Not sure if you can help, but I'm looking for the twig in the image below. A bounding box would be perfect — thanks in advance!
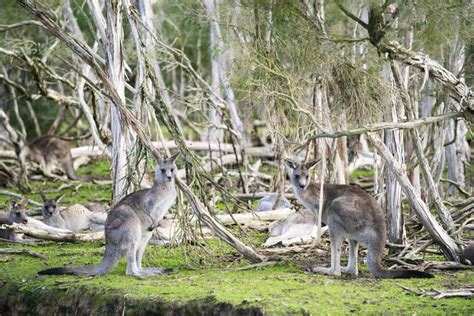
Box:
[0,248,47,259]
[0,190,42,207]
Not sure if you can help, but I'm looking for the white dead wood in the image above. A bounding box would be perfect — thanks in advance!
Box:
[2,223,104,242]
[367,132,461,261]
[215,208,295,225]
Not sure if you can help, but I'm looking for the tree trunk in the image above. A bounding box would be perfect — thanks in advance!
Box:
[106,0,134,202]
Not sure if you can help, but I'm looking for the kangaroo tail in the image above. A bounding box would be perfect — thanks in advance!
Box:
[38,248,120,276]
[367,246,433,279]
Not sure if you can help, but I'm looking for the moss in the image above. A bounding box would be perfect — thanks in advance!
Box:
[0,241,473,314]
[1,159,473,314]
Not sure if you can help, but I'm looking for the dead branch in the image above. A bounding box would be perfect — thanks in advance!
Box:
[401,286,474,299]
[0,248,47,259]
[305,112,462,142]
[176,178,264,263]
[0,191,42,207]
[215,209,295,225]
[1,223,104,242]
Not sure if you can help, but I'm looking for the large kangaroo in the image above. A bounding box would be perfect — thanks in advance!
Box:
[17,134,85,180]
[285,158,433,279]
[38,152,179,277]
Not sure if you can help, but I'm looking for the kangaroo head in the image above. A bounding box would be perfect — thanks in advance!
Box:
[10,197,29,224]
[284,158,319,190]
[152,152,180,183]
[40,192,64,218]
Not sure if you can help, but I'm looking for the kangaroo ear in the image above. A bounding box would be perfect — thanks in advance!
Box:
[284,159,297,170]
[167,152,180,163]
[54,194,65,203]
[150,148,164,163]
[305,159,320,170]
[39,192,47,202]
[11,199,17,208]
[18,197,28,207]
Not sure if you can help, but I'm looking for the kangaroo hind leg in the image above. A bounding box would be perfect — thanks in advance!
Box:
[309,235,343,277]
[341,239,359,276]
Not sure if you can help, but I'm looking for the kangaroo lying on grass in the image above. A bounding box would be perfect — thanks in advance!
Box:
[0,198,29,241]
[17,134,88,180]
[40,193,107,232]
[285,158,433,279]
[39,152,179,277]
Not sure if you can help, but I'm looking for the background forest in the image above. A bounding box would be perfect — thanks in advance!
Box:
[0,0,472,314]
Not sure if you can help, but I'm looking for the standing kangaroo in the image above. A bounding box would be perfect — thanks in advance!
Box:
[17,134,85,180]
[40,193,107,231]
[285,158,433,279]
[38,152,179,277]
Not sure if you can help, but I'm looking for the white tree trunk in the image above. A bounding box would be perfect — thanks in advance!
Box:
[205,0,224,143]
[106,0,133,202]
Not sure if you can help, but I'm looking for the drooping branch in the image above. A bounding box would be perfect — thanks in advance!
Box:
[17,0,265,263]
[305,111,462,142]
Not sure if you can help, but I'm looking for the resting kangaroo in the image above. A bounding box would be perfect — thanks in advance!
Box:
[17,134,86,180]
[40,193,107,231]
[0,198,29,241]
[38,152,179,277]
[285,158,433,279]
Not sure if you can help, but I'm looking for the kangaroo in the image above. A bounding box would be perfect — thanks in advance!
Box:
[264,209,326,247]
[38,152,179,277]
[256,193,292,212]
[17,134,85,180]
[284,158,433,279]
[40,193,107,232]
[0,198,29,241]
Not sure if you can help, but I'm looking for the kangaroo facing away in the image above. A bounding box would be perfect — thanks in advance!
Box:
[40,193,107,231]
[284,159,433,279]
[0,198,29,241]
[38,152,179,277]
[17,134,86,180]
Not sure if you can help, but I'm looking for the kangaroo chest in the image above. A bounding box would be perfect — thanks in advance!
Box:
[145,185,177,226]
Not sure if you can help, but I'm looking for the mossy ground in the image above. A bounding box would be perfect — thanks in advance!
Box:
[0,160,473,314]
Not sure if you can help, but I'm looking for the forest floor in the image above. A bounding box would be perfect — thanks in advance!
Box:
[0,159,473,314]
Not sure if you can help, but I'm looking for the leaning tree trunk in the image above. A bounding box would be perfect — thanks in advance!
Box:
[367,132,461,262]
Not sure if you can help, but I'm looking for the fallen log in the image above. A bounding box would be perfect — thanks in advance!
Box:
[1,223,104,242]
[215,209,295,225]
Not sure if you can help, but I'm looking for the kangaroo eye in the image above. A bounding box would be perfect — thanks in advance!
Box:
[295,174,300,179]
[161,169,166,173]
[171,168,174,172]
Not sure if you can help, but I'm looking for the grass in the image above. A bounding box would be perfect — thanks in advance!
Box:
[0,241,473,314]
[0,159,473,314]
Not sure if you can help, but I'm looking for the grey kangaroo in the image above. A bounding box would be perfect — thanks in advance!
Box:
[40,193,107,231]
[0,198,29,241]
[17,134,85,180]
[38,152,179,277]
[285,158,433,279]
